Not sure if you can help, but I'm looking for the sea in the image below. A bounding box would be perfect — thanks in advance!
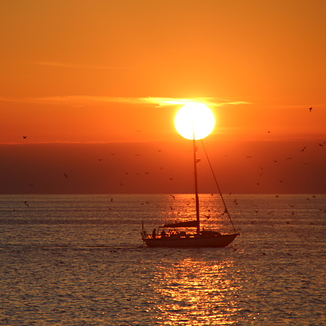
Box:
[1,194,325,326]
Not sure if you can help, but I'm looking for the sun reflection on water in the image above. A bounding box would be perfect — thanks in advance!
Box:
[151,256,240,325]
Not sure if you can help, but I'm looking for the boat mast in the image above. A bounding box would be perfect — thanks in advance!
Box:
[193,137,200,234]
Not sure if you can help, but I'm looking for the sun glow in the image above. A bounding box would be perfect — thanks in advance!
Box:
[174,103,215,140]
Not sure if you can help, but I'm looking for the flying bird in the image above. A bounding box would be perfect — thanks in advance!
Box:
[64,173,68,178]
[24,201,29,207]
[23,136,27,139]
[300,146,306,152]
[170,194,175,200]
[309,107,312,112]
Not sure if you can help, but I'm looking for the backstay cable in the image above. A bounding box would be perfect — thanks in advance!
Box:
[200,140,237,233]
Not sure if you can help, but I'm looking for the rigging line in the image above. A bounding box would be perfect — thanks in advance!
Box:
[200,139,237,233]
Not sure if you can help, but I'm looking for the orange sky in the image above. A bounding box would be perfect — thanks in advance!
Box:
[0,0,325,194]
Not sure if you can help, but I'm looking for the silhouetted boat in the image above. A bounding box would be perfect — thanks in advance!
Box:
[141,136,239,248]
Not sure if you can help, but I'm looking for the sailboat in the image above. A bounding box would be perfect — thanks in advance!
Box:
[141,129,239,248]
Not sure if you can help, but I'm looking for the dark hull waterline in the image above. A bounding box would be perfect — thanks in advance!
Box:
[143,233,238,248]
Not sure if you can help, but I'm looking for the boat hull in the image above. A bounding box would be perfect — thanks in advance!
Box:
[143,234,238,248]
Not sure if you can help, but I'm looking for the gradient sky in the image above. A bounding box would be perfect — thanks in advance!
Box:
[1,0,325,194]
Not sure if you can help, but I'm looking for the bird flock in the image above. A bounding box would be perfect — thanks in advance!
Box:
[20,107,325,210]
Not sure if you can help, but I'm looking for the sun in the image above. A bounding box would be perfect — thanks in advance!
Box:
[174,103,215,140]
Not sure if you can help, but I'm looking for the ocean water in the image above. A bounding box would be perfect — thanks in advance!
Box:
[1,194,325,326]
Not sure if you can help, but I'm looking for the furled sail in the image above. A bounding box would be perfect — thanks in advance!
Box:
[163,220,198,228]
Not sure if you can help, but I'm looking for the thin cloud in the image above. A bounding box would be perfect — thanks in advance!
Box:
[23,96,250,107]
[0,95,250,108]
[31,61,127,70]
